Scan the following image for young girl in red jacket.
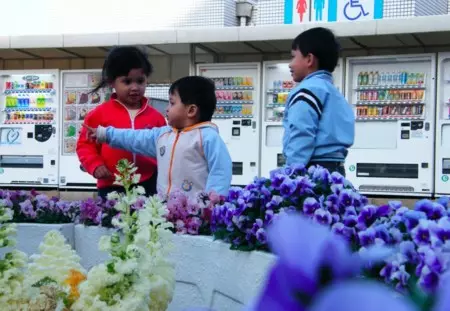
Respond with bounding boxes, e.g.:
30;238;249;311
76;46;166;198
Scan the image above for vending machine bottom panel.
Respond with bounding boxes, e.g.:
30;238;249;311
59;156;97;189
348;161;432;196
0;156;58;186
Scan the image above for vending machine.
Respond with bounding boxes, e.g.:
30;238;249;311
0;70;59;187
345;54;436;197
435;52;450;196
260;60;344;178
197;63;261;186
59;70;111;189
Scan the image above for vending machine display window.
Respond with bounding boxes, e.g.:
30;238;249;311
211;76;255;119
354;71;426;121
61;72;111;156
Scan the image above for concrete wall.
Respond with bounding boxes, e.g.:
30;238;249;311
0;55;191;83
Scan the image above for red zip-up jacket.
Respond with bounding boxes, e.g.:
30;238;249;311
76;94;166;189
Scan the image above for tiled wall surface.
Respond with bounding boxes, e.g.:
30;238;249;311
172;0;238;27
383;0;448;18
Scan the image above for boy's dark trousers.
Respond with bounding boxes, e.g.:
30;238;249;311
97;172;158;199
308;161;346;177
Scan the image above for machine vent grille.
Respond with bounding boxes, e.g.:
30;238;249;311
359;185;415;193
357;163;419;179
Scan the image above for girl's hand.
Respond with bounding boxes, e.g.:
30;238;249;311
82;124;97;141
93;165;113;179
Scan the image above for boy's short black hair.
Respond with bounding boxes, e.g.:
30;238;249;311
291;27;340;73
169;76;216;122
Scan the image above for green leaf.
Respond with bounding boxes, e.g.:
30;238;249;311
107;262;116;273
32;277;57;288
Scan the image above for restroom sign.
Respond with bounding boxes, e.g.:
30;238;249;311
284;0;384;24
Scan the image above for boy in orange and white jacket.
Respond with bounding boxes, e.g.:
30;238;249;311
84;76;232;197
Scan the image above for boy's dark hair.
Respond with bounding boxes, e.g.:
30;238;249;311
91;46;153;93
291;27;340;73
169;76;216;122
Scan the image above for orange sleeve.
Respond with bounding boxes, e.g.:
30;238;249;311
76;107;105;176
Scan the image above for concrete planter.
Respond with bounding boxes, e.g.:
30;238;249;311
74;224;115;270
0;223;74;257
9;224;275;311
168;235;275;311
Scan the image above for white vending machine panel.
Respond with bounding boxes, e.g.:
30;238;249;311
435;53;450;195
59;70;112;189
261;60;344;178
0;70;59;187
345;54;435;196
197;63;261;186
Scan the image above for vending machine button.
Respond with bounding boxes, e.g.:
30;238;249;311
443;159;450;174
241;119;251;126
232;127;240;136
50;160;55;165
401;130;410;139
233;120;240;125
277;154;286;167
411;121;423;130
232;162;243;175
421;163;428;169
27;132;33;138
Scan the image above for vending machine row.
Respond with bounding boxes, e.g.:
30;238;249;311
0;56;448;197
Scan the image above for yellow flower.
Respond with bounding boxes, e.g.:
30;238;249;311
64;269;86;300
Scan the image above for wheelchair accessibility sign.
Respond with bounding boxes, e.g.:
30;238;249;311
284;0;384;24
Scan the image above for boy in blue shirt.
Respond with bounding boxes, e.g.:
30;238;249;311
283;27;355;175
83;76;232;197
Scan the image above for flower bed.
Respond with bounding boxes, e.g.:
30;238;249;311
2;161;450;310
